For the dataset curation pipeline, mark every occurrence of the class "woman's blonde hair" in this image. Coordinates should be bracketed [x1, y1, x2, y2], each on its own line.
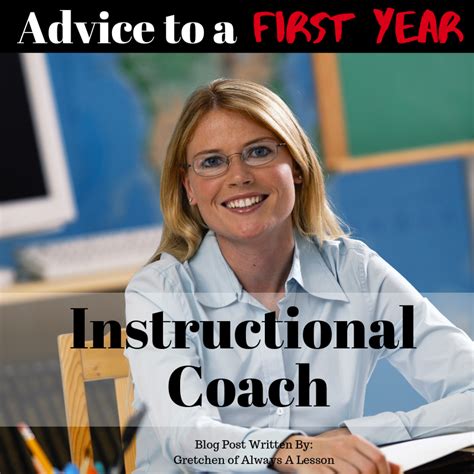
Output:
[153, 78, 346, 262]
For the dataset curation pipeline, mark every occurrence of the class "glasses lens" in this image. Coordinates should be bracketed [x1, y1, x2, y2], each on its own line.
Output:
[191, 141, 282, 177]
[243, 141, 278, 166]
[194, 154, 228, 177]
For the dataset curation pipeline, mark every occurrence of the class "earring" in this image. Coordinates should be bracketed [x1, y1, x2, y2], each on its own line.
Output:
[188, 197, 193, 204]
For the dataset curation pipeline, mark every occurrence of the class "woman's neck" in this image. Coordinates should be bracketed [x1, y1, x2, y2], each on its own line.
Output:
[216, 229, 295, 311]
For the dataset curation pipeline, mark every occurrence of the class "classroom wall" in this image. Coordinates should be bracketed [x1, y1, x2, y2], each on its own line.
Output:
[0, 54, 162, 267]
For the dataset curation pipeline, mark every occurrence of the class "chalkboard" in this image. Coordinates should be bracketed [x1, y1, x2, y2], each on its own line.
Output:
[313, 54, 474, 171]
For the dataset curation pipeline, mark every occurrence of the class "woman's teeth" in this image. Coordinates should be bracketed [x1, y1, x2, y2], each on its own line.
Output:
[225, 195, 264, 209]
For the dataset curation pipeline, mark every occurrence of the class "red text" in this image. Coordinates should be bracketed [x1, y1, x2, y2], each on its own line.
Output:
[253, 11, 356, 44]
[374, 8, 464, 44]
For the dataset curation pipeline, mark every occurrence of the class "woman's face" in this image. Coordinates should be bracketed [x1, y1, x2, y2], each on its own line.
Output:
[183, 108, 302, 246]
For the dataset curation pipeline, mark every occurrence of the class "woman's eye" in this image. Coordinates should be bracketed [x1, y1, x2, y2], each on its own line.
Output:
[248, 145, 271, 158]
[200, 155, 226, 168]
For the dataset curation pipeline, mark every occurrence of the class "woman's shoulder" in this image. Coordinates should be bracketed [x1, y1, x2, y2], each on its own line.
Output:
[125, 251, 193, 294]
[316, 236, 380, 289]
[320, 235, 377, 264]
[318, 235, 415, 297]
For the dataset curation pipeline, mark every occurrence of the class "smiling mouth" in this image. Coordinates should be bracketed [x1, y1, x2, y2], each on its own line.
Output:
[223, 195, 268, 209]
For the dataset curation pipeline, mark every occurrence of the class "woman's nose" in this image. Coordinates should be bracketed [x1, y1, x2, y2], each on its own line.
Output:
[226, 155, 254, 186]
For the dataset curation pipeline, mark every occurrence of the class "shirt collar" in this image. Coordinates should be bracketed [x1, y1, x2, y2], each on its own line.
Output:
[187, 231, 241, 308]
[289, 232, 349, 302]
[187, 230, 348, 308]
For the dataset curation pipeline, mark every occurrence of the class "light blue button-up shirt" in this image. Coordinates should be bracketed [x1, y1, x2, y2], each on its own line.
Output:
[125, 231, 473, 473]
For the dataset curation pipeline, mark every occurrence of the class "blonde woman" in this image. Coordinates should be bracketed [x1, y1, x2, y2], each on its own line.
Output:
[125, 79, 473, 473]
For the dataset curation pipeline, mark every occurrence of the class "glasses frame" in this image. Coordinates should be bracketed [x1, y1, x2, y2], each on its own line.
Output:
[184, 140, 287, 178]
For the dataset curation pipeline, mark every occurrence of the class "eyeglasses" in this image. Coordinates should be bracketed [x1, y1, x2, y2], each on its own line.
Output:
[185, 140, 287, 178]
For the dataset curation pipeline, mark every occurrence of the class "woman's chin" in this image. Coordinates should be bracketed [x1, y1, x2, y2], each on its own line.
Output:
[217, 224, 276, 244]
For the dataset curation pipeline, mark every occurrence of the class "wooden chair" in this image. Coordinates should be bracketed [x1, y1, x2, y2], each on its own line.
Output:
[58, 329, 136, 473]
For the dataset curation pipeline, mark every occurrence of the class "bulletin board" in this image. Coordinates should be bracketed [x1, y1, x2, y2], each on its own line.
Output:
[312, 53, 474, 172]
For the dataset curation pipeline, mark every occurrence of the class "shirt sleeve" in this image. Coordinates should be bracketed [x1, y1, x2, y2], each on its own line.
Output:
[341, 249, 474, 446]
[125, 265, 303, 471]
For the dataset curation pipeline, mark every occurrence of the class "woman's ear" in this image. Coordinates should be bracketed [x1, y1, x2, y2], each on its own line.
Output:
[182, 174, 195, 205]
[293, 174, 303, 185]
[292, 163, 303, 184]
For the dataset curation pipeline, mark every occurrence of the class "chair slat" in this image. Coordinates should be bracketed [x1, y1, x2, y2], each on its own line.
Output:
[58, 330, 135, 473]
[58, 333, 94, 467]
[115, 376, 136, 474]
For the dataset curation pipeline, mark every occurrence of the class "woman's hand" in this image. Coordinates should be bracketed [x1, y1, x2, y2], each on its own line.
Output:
[274, 432, 403, 473]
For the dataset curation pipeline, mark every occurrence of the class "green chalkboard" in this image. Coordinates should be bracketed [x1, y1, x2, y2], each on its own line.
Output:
[338, 54, 473, 157]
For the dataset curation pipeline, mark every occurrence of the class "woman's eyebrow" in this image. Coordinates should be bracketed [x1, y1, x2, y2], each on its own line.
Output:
[192, 136, 278, 158]
[192, 148, 221, 158]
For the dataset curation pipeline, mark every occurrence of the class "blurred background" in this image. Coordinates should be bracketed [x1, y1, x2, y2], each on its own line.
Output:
[0, 53, 472, 472]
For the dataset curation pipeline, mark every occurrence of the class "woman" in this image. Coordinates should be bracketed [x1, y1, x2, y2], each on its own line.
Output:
[125, 79, 473, 473]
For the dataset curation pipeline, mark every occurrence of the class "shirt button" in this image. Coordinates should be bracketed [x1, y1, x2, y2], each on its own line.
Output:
[276, 408, 285, 416]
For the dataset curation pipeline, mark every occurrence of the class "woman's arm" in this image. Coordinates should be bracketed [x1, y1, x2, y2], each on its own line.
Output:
[274, 431, 402, 474]
[342, 248, 473, 446]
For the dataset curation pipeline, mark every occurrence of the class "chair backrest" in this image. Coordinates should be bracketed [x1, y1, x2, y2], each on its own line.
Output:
[57, 329, 135, 473]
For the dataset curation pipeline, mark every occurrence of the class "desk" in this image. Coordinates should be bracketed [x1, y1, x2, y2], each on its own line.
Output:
[0, 268, 135, 306]
[0, 269, 131, 363]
